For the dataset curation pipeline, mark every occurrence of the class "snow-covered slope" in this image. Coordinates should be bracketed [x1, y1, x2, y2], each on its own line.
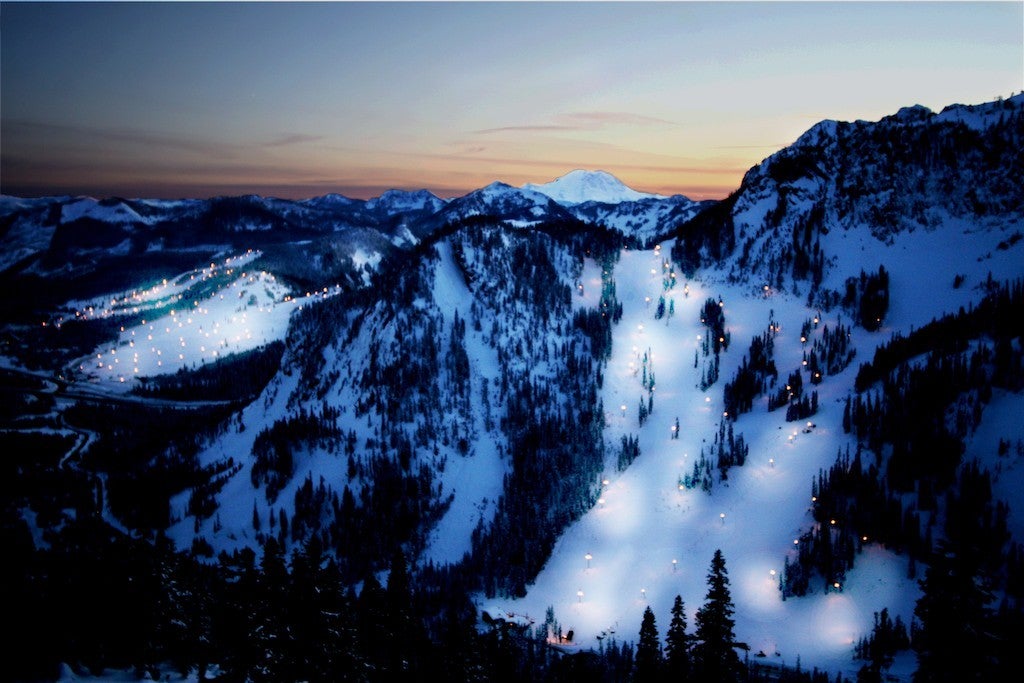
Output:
[436, 181, 575, 226]
[569, 194, 712, 247]
[364, 188, 446, 215]
[524, 169, 665, 206]
[166, 220, 613, 587]
[5, 94, 1023, 680]
[671, 93, 1024, 297]
[63, 251, 339, 390]
[490, 222, 1021, 677]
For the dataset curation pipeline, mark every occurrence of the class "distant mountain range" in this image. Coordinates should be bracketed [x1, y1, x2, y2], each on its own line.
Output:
[2, 93, 1023, 680]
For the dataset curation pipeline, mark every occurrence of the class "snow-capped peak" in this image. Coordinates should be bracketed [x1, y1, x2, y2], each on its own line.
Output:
[364, 188, 444, 214]
[523, 169, 665, 206]
[300, 193, 358, 209]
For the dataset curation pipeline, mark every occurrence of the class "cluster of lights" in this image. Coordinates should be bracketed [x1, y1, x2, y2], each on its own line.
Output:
[70, 260, 341, 386]
[52, 251, 261, 327]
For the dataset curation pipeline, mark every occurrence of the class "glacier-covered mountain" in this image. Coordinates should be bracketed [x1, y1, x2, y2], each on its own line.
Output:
[523, 169, 666, 205]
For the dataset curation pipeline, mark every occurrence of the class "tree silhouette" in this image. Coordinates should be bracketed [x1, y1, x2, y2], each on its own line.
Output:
[665, 594, 692, 680]
[693, 549, 742, 682]
[635, 605, 663, 681]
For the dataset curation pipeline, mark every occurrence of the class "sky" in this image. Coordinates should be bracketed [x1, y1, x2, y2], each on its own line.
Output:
[2, 1, 1022, 201]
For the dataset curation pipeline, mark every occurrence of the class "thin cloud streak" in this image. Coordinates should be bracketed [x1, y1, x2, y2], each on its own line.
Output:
[565, 112, 676, 127]
[475, 124, 580, 134]
[3, 119, 239, 159]
[264, 134, 325, 148]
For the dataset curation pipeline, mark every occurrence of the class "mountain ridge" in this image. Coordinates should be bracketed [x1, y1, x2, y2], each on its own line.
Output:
[3, 93, 1023, 680]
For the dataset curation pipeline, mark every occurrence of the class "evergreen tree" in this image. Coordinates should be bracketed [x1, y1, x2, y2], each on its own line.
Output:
[252, 537, 289, 680]
[635, 605, 663, 682]
[913, 543, 995, 682]
[385, 548, 426, 677]
[693, 549, 742, 683]
[665, 594, 691, 680]
[357, 573, 390, 674]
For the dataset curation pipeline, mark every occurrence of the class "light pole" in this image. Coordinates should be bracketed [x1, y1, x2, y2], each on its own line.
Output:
[577, 589, 584, 603]
[585, 553, 592, 569]
[672, 559, 678, 572]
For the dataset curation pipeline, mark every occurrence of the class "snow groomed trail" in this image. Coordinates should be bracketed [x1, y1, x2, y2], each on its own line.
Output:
[492, 243, 921, 679]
